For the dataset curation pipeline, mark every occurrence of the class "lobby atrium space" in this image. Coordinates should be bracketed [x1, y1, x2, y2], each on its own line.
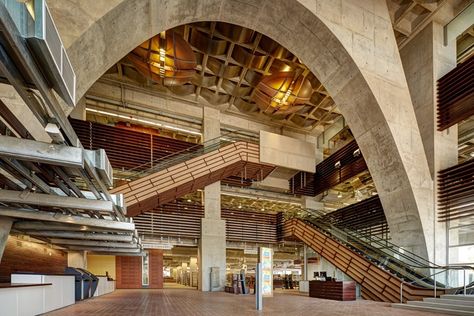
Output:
[0, 0, 473, 315]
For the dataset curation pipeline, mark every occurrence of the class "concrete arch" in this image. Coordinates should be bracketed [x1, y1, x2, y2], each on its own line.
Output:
[49, 0, 434, 260]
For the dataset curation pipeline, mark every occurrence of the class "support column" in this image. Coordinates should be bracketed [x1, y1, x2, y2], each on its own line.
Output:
[189, 257, 198, 287]
[400, 19, 458, 265]
[199, 106, 226, 291]
[0, 216, 13, 262]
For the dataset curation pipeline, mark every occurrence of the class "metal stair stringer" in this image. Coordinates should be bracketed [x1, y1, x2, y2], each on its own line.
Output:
[111, 141, 274, 217]
[283, 218, 442, 302]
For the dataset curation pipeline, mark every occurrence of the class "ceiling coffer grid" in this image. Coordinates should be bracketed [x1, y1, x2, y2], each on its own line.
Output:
[119, 21, 341, 130]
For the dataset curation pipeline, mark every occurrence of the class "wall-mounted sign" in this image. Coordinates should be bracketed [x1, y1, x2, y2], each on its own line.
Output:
[259, 247, 273, 297]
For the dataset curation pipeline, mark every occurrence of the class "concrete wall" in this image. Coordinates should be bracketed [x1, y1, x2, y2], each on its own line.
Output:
[67, 251, 87, 269]
[48, 0, 435, 260]
[259, 131, 316, 173]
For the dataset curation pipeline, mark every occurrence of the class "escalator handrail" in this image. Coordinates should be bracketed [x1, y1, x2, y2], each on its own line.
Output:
[304, 218, 474, 289]
[121, 130, 258, 179]
[309, 219, 437, 270]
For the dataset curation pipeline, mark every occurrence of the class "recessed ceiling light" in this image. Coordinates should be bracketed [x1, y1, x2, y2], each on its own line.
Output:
[470, 152, 474, 157]
[337, 192, 342, 198]
[238, 205, 242, 209]
[187, 199, 191, 202]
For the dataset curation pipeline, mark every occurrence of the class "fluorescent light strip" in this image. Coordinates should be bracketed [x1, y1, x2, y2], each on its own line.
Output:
[86, 108, 202, 136]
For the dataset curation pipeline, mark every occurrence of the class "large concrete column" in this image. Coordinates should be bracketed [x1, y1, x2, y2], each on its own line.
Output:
[400, 20, 458, 266]
[0, 216, 13, 262]
[198, 106, 226, 291]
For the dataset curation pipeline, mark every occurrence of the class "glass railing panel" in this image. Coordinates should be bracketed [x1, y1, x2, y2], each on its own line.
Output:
[116, 131, 259, 181]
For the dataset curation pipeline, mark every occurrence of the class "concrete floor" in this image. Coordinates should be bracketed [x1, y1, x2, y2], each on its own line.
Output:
[46, 289, 446, 316]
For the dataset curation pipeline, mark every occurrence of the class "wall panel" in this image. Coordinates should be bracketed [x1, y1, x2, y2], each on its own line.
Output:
[0, 236, 67, 283]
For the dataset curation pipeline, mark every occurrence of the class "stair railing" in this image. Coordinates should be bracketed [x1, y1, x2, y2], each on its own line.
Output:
[115, 130, 258, 181]
[399, 265, 474, 302]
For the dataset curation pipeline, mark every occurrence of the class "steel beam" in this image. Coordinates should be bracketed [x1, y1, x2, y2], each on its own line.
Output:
[65, 245, 142, 253]
[19, 230, 134, 242]
[0, 135, 83, 168]
[0, 189, 113, 212]
[0, 207, 135, 231]
[0, 3, 79, 146]
[50, 238, 139, 249]
[87, 251, 144, 256]
[13, 221, 128, 233]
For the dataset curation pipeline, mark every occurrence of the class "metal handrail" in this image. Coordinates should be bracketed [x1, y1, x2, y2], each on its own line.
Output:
[299, 216, 462, 289]
[308, 219, 438, 271]
[299, 213, 474, 295]
[399, 266, 474, 302]
[116, 130, 258, 181]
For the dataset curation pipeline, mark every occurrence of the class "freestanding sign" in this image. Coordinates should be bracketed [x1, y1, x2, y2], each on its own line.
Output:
[259, 247, 273, 297]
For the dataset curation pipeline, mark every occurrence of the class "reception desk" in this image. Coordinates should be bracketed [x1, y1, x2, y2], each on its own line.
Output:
[94, 276, 115, 297]
[10, 273, 75, 313]
[309, 280, 356, 301]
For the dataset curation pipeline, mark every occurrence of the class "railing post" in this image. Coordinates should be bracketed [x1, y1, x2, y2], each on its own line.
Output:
[464, 269, 466, 295]
[400, 282, 403, 303]
[434, 271, 437, 298]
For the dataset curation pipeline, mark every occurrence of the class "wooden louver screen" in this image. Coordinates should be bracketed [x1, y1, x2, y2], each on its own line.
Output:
[290, 139, 368, 196]
[437, 55, 474, 131]
[438, 158, 474, 222]
[133, 199, 278, 243]
[321, 195, 389, 236]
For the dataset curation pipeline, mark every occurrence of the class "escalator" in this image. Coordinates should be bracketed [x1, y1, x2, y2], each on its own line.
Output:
[309, 219, 443, 288]
[283, 218, 447, 302]
[111, 131, 275, 216]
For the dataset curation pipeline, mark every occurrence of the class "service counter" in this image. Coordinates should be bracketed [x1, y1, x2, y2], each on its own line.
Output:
[94, 276, 115, 297]
[8, 273, 75, 314]
[0, 283, 52, 316]
[309, 280, 356, 301]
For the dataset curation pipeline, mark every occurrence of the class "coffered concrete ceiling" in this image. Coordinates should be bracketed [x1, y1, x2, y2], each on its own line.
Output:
[103, 21, 342, 131]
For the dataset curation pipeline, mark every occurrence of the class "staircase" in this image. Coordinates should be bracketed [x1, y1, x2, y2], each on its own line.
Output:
[283, 218, 443, 302]
[111, 133, 274, 217]
[393, 295, 474, 315]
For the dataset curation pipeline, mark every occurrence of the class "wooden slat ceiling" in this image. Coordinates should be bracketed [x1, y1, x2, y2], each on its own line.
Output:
[103, 21, 342, 131]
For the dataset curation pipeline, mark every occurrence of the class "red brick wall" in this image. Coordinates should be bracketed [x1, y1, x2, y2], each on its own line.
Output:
[149, 249, 163, 289]
[116, 250, 163, 289]
[116, 255, 142, 289]
[0, 236, 67, 282]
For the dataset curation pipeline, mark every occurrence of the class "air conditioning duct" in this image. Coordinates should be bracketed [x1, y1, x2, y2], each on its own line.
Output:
[84, 148, 114, 187]
[23, 0, 76, 106]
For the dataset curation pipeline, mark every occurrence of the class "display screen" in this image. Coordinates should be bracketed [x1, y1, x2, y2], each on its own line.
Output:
[259, 247, 273, 297]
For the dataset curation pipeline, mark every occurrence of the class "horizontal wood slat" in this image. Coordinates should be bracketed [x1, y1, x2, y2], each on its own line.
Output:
[437, 55, 474, 131]
[112, 141, 274, 216]
[321, 195, 389, 237]
[283, 219, 441, 303]
[437, 158, 474, 222]
[133, 199, 278, 243]
[290, 139, 368, 196]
